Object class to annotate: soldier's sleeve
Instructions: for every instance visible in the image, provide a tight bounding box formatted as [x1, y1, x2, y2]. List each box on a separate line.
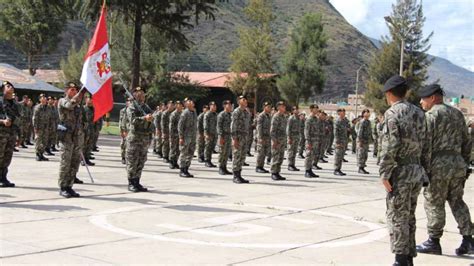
[304, 119, 310, 140]
[379, 115, 402, 180]
[270, 116, 278, 140]
[286, 117, 292, 137]
[127, 105, 142, 128]
[203, 113, 210, 134]
[460, 114, 472, 166]
[420, 112, 431, 174]
[61, 97, 78, 110]
[256, 114, 263, 139]
[160, 112, 166, 132]
[118, 109, 124, 131]
[217, 113, 223, 135]
[231, 110, 238, 138]
[178, 112, 186, 139]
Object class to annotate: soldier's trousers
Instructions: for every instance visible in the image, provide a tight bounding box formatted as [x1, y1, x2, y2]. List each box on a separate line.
[84, 130, 94, 155]
[162, 135, 170, 159]
[205, 135, 217, 162]
[386, 177, 422, 256]
[218, 135, 231, 168]
[126, 135, 151, 180]
[373, 139, 378, 156]
[232, 135, 247, 172]
[287, 138, 300, 166]
[327, 134, 334, 152]
[48, 125, 57, 147]
[271, 141, 285, 173]
[35, 129, 48, 154]
[304, 140, 320, 170]
[351, 137, 357, 153]
[357, 142, 369, 167]
[120, 136, 127, 159]
[0, 132, 16, 169]
[92, 128, 100, 147]
[319, 137, 328, 158]
[256, 139, 270, 168]
[423, 168, 472, 238]
[59, 132, 83, 188]
[169, 137, 180, 162]
[197, 134, 205, 157]
[179, 138, 196, 168]
[154, 133, 162, 153]
[19, 125, 29, 144]
[334, 142, 346, 170]
[298, 137, 305, 155]
[247, 131, 253, 154]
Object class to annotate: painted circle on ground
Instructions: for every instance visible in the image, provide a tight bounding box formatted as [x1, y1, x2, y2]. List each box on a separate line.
[89, 202, 387, 249]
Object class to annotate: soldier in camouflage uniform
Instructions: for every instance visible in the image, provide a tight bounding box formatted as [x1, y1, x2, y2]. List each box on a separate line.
[33, 94, 50, 161]
[196, 105, 208, 163]
[178, 98, 197, 178]
[91, 115, 102, 152]
[247, 111, 255, 157]
[380, 76, 430, 265]
[372, 117, 379, 158]
[0, 81, 19, 187]
[47, 96, 59, 154]
[376, 113, 384, 165]
[231, 96, 251, 184]
[286, 106, 300, 171]
[217, 100, 233, 175]
[333, 108, 349, 176]
[255, 102, 272, 174]
[416, 84, 473, 256]
[319, 112, 329, 164]
[57, 82, 87, 198]
[18, 95, 30, 149]
[298, 112, 306, 159]
[304, 104, 321, 178]
[169, 101, 183, 169]
[204, 101, 218, 168]
[161, 101, 174, 163]
[82, 96, 96, 166]
[356, 109, 372, 174]
[270, 101, 287, 181]
[118, 99, 130, 164]
[153, 103, 165, 158]
[351, 118, 358, 154]
[126, 87, 154, 192]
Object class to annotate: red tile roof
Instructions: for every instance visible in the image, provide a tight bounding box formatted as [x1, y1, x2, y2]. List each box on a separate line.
[173, 72, 276, 88]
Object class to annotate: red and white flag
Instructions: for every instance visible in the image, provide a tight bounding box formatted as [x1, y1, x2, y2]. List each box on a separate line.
[80, 4, 113, 122]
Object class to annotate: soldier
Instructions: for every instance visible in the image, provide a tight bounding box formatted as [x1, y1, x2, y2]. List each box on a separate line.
[161, 101, 174, 163]
[304, 104, 320, 178]
[33, 94, 50, 161]
[326, 116, 334, 155]
[82, 96, 95, 166]
[204, 101, 218, 167]
[178, 98, 197, 178]
[91, 115, 102, 153]
[356, 109, 371, 174]
[217, 100, 233, 175]
[376, 113, 384, 165]
[231, 95, 251, 183]
[372, 117, 379, 158]
[286, 106, 301, 171]
[246, 111, 255, 157]
[298, 112, 306, 159]
[57, 82, 87, 198]
[126, 87, 154, 192]
[319, 112, 329, 164]
[351, 118, 358, 154]
[270, 101, 287, 181]
[0, 81, 19, 187]
[334, 108, 349, 176]
[255, 102, 272, 174]
[153, 103, 165, 158]
[169, 100, 183, 169]
[47, 96, 59, 153]
[379, 75, 429, 265]
[416, 84, 473, 256]
[118, 99, 130, 164]
[196, 105, 208, 163]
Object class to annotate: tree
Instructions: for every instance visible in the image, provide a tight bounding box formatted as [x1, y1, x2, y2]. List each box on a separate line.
[60, 41, 89, 85]
[276, 13, 327, 107]
[364, 0, 433, 113]
[228, 0, 275, 110]
[0, 0, 66, 75]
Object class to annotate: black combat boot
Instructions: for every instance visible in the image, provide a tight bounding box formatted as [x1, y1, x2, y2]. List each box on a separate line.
[93, 146, 99, 152]
[288, 165, 299, 171]
[319, 158, 328, 163]
[305, 169, 319, 178]
[13, 147, 19, 152]
[198, 155, 205, 163]
[455, 235, 473, 256]
[180, 168, 192, 178]
[271, 173, 286, 181]
[85, 157, 95, 166]
[45, 148, 54, 156]
[36, 153, 42, 161]
[135, 179, 148, 192]
[73, 177, 84, 184]
[185, 167, 194, 178]
[163, 157, 170, 163]
[266, 158, 271, 165]
[20, 142, 28, 148]
[219, 166, 232, 175]
[334, 169, 346, 176]
[59, 187, 73, 198]
[205, 161, 217, 168]
[342, 158, 349, 163]
[358, 167, 370, 174]
[233, 171, 249, 184]
[67, 187, 80, 197]
[255, 167, 269, 173]
[128, 178, 140, 192]
[393, 254, 408, 266]
[169, 160, 178, 169]
[51, 145, 59, 152]
[121, 157, 126, 164]
[246, 152, 253, 157]
[313, 163, 322, 170]
[243, 162, 250, 166]
[416, 237, 442, 255]
[298, 153, 305, 159]
[26, 140, 33, 145]
[157, 151, 163, 158]
[0, 168, 15, 187]
[153, 148, 158, 154]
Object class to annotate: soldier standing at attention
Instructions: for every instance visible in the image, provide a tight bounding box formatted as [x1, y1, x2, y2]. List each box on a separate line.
[161, 101, 174, 163]
[178, 98, 197, 178]
[0, 81, 19, 187]
[126, 87, 154, 192]
[298, 112, 306, 159]
[169, 101, 183, 170]
[304, 104, 320, 178]
[270, 101, 288, 181]
[334, 108, 349, 176]
[204, 101, 218, 168]
[217, 100, 233, 175]
[231, 95, 251, 184]
[379, 75, 429, 266]
[255, 102, 272, 174]
[33, 94, 50, 161]
[357, 109, 371, 174]
[286, 106, 300, 172]
[196, 105, 208, 163]
[118, 99, 130, 164]
[153, 103, 165, 158]
[57, 82, 86, 198]
[416, 84, 473, 256]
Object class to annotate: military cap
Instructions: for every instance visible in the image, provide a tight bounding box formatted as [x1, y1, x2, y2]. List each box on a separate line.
[22, 95, 29, 99]
[47, 96, 53, 100]
[39, 93, 46, 99]
[134, 87, 144, 92]
[167, 100, 174, 104]
[208, 101, 216, 106]
[66, 81, 78, 89]
[186, 98, 195, 103]
[299, 111, 306, 116]
[2, 81, 13, 89]
[263, 101, 272, 107]
[203, 104, 209, 109]
[175, 100, 182, 105]
[276, 101, 285, 107]
[309, 104, 319, 109]
[383, 75, 407, 92]
[222, 100, 231, 105]
[238, 95, 247, 100]
[53, 97, 58, 100]
[418, 84, 444, 98]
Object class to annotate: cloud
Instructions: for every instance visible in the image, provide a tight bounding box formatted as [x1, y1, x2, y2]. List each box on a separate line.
[329, 0, 371, 25]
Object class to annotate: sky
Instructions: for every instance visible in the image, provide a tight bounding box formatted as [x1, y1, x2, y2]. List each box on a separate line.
[329, 0, 474, 72]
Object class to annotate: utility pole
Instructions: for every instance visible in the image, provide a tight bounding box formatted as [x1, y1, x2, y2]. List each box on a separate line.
[399, 38, 404, 76]
[355, 65, 363, 118]
[384, 16, 405, 76]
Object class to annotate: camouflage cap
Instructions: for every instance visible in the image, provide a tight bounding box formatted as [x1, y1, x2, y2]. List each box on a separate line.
[309, 104, 319, 109]
[203, 104, 209, 109]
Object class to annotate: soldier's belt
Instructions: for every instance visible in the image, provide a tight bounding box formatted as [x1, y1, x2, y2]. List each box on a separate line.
[432, 150, 458, 158]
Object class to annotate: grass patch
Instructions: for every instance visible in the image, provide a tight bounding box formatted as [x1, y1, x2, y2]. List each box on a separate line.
[100, 122, 120, 136]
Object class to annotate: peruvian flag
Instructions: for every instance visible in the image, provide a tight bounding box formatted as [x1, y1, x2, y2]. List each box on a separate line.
[80, 4, 113, 122]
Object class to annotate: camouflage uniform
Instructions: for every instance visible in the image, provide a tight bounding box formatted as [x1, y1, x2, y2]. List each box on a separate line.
[48, 105, 59, 149]
[372, 120, 379, 157]
[320, 119, 330, 160]
[304, 115, 321, 170]
[423, 103, 472, 239]
[326, 118, 334, 153]
[247, 114, 256, 155]
[231, 106, 250, 172]
[153, 109, 163, 155]
[217, 110, 232, 169]
[92, 117, 102, 149]
[196, 111, 206, 160]
[178, 108, 197, 168]
[126, 102, 154, 180]
[256, 111, 271, 168]
[334, 117, 350, 170]
[356, 119, 372, 168]
[161, 109, 172, 160]
[286, 114, 301, 167]
[18, 102, 30, 146]
[298, 116, 306, 156]
[118, 106, 129, 160]
[351, 122, 357, 153]
[83, 105, 95, 156]
[0, 96, 19, 186]
[169, 109, 182, 163]
[380, 100, 429, 257]
[204, 110, 218, 162]
[271, 112, 287, 174]
[32, 104, 50, 155]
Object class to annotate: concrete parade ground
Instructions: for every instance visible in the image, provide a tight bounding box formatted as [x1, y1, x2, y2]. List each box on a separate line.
[0, 135, 473, 265]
